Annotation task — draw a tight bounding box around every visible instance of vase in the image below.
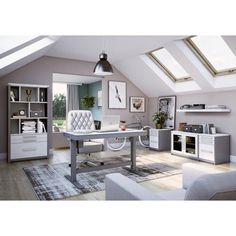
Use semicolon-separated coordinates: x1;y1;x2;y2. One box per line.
156;123;163;129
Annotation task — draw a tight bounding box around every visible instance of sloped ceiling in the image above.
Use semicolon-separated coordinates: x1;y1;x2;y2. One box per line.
1;35;236;97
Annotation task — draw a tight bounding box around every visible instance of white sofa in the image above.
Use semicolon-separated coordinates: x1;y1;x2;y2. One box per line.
105;163;236;200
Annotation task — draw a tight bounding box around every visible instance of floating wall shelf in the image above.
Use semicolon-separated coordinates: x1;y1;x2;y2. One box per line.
177;109;231;113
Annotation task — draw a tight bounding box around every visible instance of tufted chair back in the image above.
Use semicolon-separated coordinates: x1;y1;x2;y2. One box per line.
67;110;95;131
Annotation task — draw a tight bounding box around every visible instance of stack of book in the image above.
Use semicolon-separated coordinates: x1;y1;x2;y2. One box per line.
22;121;36;134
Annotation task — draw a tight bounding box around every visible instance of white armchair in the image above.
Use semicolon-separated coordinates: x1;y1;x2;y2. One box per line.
67;110;103;153
105;163;236;200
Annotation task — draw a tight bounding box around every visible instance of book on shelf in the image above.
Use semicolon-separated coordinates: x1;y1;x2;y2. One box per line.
22;121;36;133
12;116;27;119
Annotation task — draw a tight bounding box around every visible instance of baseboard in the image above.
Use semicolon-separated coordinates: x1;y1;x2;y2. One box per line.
230;155;236;163
0;150;53;160
0;153;7;160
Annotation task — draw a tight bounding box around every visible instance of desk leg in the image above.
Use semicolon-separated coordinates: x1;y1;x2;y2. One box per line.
130;136;137;171
70;140;77;182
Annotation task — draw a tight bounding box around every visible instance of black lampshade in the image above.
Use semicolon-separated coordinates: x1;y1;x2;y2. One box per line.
93;52;113;76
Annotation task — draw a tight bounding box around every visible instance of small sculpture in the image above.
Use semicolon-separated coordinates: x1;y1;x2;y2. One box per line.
10;91;15;101
25;89;32;101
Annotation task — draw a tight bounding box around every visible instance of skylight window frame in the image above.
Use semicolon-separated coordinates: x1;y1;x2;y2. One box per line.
186;36;236;77
148;47;192;83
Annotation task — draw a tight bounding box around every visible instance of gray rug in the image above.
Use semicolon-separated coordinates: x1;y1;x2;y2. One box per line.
23;156;181;200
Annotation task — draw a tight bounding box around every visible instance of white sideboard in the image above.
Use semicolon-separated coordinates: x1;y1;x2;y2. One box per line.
171;131;230;164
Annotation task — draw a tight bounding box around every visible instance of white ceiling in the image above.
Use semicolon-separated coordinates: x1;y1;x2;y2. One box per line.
2;35;236;97
45;36;185;63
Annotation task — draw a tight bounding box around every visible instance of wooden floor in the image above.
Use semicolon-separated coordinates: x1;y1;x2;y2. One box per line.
1;147;236;200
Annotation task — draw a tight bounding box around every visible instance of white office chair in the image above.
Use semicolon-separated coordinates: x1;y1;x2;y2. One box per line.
67;110;104;155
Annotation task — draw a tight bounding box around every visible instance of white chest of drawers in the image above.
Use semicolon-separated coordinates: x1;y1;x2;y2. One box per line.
10;134;48;160
198;134;230;164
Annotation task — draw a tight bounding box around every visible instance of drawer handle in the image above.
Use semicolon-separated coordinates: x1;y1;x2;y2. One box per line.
23;136;37;139
23;140;37;143
22;148;37;152
200;149;213;154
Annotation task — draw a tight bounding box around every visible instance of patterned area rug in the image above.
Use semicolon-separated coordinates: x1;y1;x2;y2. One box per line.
23;156;181;200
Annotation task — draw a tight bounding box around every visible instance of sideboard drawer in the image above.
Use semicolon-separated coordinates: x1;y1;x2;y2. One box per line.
11;141;47;160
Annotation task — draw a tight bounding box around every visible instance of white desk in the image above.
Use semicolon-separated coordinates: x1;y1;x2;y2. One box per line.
63;129;147;185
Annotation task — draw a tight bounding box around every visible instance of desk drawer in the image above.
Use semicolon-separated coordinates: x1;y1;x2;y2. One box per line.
11;141;47;160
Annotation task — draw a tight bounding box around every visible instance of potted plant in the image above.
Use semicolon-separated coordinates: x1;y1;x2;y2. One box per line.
81;95;95;109
152;111;167;129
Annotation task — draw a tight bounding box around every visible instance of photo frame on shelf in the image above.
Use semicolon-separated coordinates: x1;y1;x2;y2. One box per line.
108;80;126;109
158;95;176;129
130;96;145;112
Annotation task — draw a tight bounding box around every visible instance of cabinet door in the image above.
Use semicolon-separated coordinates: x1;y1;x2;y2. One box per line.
172;134;183;152
199;135;214;162
184;134;198;158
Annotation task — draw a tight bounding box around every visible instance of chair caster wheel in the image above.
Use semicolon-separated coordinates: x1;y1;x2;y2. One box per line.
68;164;71;167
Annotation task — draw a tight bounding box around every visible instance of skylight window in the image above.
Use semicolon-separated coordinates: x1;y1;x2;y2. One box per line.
186;36;236;76
149;48;191;82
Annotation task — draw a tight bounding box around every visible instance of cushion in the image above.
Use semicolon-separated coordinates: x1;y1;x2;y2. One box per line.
185;171;236;200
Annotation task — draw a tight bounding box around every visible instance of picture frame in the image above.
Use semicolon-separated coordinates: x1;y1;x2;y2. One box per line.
130;96;145;113
158;95;176;129
108;80;126;109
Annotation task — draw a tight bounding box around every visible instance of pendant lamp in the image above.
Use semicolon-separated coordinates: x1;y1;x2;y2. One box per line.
93;52;113;76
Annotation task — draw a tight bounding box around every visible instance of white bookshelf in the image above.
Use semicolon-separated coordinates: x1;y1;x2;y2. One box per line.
8;83;49;162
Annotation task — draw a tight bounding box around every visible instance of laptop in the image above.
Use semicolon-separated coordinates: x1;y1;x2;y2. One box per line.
97;115;120;132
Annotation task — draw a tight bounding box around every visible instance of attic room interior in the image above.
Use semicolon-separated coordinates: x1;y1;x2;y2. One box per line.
3;0;236;235
1;35;236;201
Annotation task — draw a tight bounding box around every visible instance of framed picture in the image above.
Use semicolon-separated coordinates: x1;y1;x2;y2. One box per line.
130;96;145;112
108;80;126;109
158;95;176;129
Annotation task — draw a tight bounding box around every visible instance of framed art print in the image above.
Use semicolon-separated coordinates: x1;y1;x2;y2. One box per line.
130;96;145;112
108;80;126;109
158;95;176;129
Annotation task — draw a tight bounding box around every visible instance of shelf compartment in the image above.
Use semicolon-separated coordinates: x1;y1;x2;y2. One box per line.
21;87;38;102
39;87;48;102
30;103;47;118
10;103;28;118
9;86;20;102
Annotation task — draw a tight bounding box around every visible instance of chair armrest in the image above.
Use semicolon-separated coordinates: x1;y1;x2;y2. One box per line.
182;163;222;189
105;173;163;200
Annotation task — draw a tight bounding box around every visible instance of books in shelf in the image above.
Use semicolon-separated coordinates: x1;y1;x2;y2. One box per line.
12;116;27;119
22;121;36;134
